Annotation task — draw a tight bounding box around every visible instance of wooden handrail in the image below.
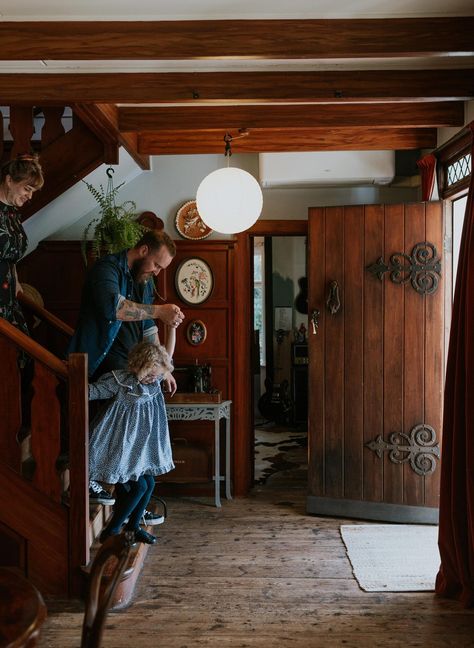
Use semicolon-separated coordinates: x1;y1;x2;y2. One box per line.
0;317;67;378
18;291;74;338
0;316;89;596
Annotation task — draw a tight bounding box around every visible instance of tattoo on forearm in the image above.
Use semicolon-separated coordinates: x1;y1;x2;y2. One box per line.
117;299;155;321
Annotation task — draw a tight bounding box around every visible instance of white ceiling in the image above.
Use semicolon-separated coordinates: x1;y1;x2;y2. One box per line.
1;0;474;20
2;1;474;74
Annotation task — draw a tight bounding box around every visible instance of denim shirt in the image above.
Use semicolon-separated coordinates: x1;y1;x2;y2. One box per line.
67;250;155;377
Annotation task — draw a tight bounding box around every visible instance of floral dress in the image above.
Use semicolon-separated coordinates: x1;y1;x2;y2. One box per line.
88;370;175;484
0;202;29;335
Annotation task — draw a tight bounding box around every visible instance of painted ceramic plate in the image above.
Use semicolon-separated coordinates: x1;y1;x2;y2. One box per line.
175;200;212;240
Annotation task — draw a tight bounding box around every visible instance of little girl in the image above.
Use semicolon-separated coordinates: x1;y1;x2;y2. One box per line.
89;329;175;545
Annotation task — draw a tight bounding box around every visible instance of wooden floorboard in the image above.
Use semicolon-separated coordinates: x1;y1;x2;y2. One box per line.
38;443;474;648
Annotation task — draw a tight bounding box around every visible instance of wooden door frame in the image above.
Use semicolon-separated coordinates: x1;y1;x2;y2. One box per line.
233;219;308;496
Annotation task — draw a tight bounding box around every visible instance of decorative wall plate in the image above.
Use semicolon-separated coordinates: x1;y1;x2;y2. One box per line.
137;211;164;231
186;319;207;346
175;200;212;240
175;257;214;305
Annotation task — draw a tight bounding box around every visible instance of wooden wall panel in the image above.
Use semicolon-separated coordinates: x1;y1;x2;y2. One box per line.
363;205;385;502
424;202;444;507
19;239;235;496
324;208;344;497
403;204;426;506
17;241;87;358
383;204;405;504
343;206;364;501
308;209;325;497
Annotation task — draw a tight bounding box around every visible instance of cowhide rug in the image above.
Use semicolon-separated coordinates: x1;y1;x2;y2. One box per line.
254;423;307;486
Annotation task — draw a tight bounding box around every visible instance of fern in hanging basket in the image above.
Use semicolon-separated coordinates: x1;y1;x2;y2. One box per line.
81;169;145;264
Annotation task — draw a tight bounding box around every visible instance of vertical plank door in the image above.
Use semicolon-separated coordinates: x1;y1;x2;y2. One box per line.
307;203;445;522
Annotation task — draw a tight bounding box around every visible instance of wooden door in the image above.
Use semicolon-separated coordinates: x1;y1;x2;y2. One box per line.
307;203;446;523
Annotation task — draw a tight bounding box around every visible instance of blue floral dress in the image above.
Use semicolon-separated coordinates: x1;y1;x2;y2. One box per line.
0;202;29;335
88;370;174;484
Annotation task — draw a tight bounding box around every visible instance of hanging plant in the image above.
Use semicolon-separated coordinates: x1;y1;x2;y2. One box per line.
81;167;145;264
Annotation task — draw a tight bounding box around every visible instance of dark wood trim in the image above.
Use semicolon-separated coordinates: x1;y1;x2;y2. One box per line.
434;121;473;199
250;220;309;236
2;70;472;104
0;318;67;377
138;127;437;155
68;353;89;596
1;19;472;60
19;292;74;338
21;117;106;220
233;220;308;495
73;104;150;170
120;102;463;132
263;237;274;382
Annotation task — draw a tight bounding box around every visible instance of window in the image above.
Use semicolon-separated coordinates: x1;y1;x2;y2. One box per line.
452;195;468;300
447;153;471;189
436;122;472;199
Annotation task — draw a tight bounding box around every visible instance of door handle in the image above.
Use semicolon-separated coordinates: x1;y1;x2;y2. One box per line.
326;280;341;315
311;309;320;335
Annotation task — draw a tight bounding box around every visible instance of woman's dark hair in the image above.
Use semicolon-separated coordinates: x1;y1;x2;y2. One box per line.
0;153;44;189
134;229;176;257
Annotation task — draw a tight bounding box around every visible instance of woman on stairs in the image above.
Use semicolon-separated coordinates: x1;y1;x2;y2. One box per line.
0;154;44;337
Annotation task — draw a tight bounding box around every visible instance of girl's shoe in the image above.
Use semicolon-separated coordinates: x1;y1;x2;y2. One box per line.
133;528;157;545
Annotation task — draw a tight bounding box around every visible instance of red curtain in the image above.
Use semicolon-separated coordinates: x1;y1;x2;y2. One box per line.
436;124;474;607
417;153;437;201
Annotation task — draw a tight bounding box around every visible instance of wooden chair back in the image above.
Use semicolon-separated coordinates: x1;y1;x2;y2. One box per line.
81;532;135;648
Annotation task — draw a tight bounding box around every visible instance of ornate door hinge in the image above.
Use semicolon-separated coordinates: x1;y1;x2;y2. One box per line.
366;241;441;295
365;423;440;476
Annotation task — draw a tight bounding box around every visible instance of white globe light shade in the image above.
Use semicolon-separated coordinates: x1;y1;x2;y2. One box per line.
196;167;263;234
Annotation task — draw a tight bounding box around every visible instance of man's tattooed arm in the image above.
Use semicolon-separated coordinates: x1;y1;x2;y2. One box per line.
115;296;185;326
116;298;156;321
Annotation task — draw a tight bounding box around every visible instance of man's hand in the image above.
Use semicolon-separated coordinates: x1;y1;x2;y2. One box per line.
162;372;177;396
154;303;184;328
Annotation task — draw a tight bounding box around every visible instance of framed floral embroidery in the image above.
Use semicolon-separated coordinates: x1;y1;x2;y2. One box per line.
175;257;214;305
186;319;207;346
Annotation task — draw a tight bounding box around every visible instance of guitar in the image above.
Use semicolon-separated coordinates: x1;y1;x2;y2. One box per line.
258;377;292;424
257;329;293;424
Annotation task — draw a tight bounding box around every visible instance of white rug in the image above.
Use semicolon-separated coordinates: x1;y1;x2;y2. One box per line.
340;524;440;592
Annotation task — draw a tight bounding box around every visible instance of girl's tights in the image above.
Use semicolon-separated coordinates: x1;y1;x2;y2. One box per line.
103;474;155;536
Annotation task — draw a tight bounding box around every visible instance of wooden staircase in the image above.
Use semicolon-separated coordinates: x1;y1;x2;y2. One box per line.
0;104;150;221
0;296;150;602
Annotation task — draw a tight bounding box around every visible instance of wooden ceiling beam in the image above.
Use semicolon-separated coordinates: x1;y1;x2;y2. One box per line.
1;70;473;104
0;18;473;60
73;104;150;170
137;128;437;154
119;102;464;132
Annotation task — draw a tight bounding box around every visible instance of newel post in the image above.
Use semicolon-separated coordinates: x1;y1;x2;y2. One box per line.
67;352;89;596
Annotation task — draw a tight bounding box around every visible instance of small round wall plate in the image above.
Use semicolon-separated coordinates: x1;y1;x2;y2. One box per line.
175;200;212;240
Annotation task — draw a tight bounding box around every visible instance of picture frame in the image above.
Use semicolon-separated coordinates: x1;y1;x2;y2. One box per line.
186;319;208;346
175;200;213;240
175;257;214;305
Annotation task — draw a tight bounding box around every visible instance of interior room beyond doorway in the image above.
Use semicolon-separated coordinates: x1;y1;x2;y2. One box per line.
253;235;308;487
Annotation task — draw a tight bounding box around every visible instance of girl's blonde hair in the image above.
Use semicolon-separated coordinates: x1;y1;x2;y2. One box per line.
128;341;173;380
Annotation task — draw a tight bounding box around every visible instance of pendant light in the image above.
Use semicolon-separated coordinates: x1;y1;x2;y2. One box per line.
196;133;263;235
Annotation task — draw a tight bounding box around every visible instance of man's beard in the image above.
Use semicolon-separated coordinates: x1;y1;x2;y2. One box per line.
130;258;151;284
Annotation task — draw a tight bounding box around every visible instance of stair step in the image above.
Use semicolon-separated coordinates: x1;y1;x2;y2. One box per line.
88;503;113;547
83;529;151;609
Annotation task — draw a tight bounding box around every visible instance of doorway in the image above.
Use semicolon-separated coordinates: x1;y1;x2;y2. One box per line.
251;233;309;488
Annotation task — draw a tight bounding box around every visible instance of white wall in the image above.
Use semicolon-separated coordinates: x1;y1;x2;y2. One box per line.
49;152;419;243
437;99;473;147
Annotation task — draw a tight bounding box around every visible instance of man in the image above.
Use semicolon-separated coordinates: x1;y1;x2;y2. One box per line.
68;229;184;522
